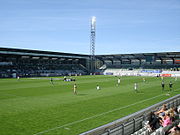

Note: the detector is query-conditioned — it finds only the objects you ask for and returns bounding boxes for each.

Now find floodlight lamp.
[91,16,96,26]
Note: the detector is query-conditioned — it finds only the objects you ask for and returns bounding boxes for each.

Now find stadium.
[0,46,180,135]
[1,1,180,135]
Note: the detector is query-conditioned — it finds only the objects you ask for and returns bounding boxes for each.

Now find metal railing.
[80,94,180,135]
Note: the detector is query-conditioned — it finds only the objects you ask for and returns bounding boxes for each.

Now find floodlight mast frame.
[90,16,96,74]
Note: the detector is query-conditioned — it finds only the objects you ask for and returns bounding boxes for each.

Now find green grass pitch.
[0,75,179,135]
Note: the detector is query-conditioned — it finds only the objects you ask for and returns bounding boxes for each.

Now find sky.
[0,0,180,55]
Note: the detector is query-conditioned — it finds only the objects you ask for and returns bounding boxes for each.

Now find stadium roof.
[96,52,180,61]
[1,47,180,61]
[0,47,89,59]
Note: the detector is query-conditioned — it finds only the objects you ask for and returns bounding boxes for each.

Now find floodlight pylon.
[90,16,96,73]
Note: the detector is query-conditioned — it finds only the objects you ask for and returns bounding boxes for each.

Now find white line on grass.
[33,94,165,135]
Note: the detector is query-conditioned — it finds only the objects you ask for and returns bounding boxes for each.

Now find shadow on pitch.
[77,93,88,96]
[135,91,144,94]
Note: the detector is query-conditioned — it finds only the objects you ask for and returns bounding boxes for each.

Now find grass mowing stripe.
[32,93,165,135]
[0,93,24,98]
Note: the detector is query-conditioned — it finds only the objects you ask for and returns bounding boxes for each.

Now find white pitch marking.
[64,127,70,130]
[32,94,165,135]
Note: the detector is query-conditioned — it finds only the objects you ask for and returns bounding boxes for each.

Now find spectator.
[168,108,176,122]
[162,113,172,127]
[148,112,161,130]
[156,104,167,116]
[173,107,179,120]
[167,122,180,135]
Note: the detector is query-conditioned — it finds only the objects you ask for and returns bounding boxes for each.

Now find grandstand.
[1,47,180,78]
[0,47,89,78]
[97,52,180,70]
